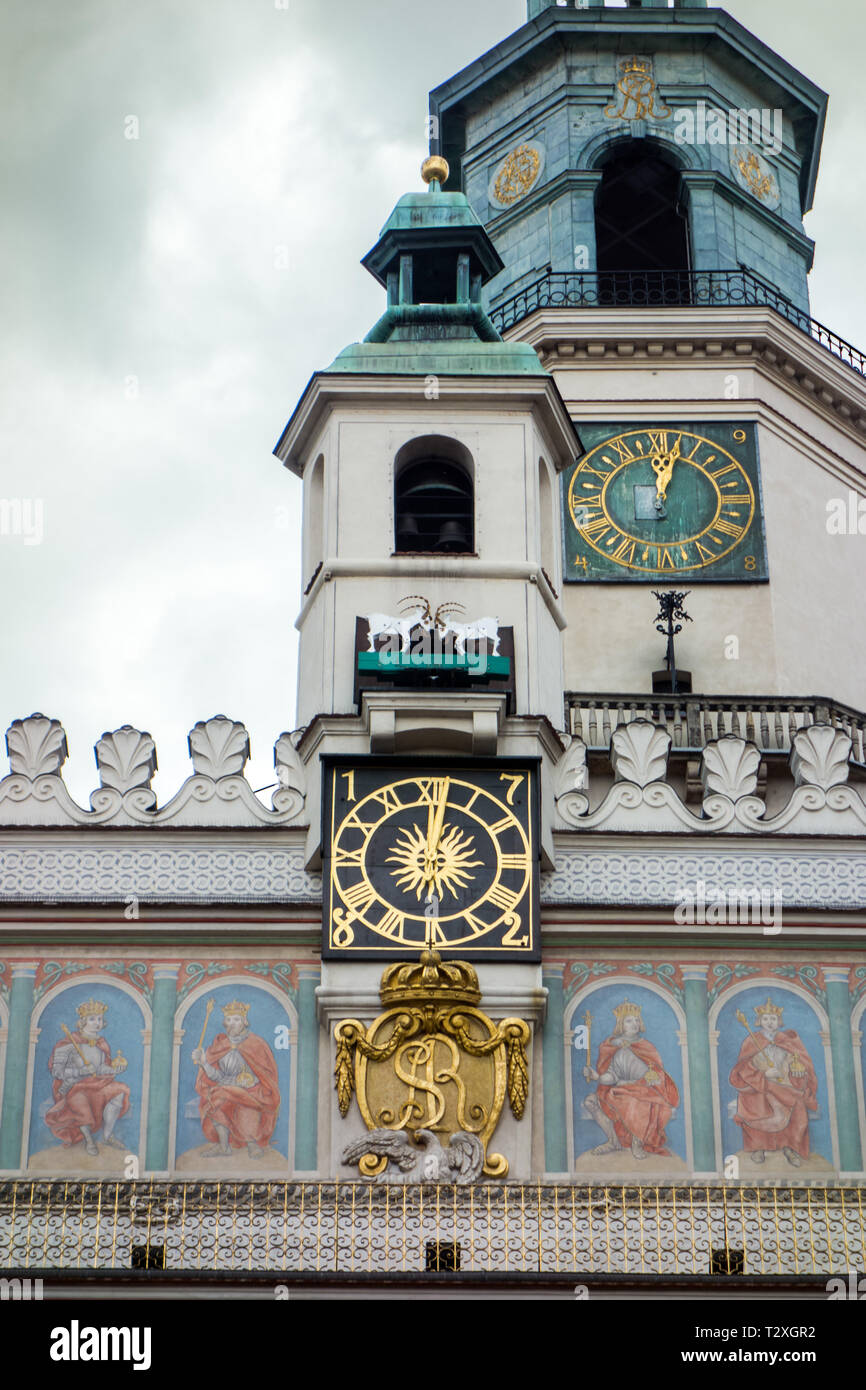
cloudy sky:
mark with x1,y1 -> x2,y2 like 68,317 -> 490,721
1,0 -> 863,806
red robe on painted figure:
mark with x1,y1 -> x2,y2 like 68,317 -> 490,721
45,1034 -> 130,1147
595,1036 -> 679,1155
196,1031 -> 280,1149
729,1029 -> 817,1157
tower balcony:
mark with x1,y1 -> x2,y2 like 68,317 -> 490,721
565,692 -> 866,765
490,269 -> 866,382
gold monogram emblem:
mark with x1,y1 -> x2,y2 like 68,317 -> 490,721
492,145 -> 541,206
335,949 -> 530,1178
605,57 -> 669,122
737,150 -> 775,202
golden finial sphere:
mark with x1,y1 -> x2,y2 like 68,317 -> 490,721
421,155 -> 449,187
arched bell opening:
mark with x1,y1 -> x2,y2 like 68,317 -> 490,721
593,140 -> 692,305
394,436 -> 475,555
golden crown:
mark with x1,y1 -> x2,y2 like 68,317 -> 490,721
222,1000 -> 250,1019
755,998 -> 784,1017
623,59 -> 649,75
379,950 -> 481,1010
613,999 -> 642,1021
76,998 -> 107,1020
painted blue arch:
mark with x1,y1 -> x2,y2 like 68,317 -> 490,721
714,985 -> 832,1166
567,981 -> 687,1164
28,981 -> 147,1163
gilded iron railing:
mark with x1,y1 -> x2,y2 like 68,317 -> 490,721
2,1181 -> 864,1277
565,693 -> 866,763
488,268 -> 866,378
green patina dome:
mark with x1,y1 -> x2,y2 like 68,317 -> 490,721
325,173 -> 546,378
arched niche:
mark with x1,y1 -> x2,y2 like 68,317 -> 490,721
171,978 -> 297,1176
538,456 -> 556,585
393,435 -> 475,555
592,137 -> 692,302
564,976 -> 690,1177
708,980 -> 836,1178
26,975 -> 150,1174
305,452 -> 325,581
848,991 -> 866,1175
0,993 -> 8,1130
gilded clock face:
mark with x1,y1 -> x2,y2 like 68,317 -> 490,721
322,759 -> 539,959
564,422 -> 768,582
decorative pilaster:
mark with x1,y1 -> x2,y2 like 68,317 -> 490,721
824,968 -> 862,1173
0,962 -> 38,1170
682,966 -> 715,1173
295,965 -> 321,1172
542,964 -> 568,1174
144,963 -> 181,1172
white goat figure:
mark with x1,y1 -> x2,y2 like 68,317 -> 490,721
434,603 -> 501,657
364,595 -> 433,655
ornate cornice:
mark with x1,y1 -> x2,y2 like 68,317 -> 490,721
512,306 -> 866,448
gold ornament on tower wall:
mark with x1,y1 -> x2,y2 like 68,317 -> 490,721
604,56 -> 670,123
335,945 -> 530,1179
490,145 -> 543,208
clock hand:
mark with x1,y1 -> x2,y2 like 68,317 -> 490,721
651,439 -> 681,516
425,777 -> 451,895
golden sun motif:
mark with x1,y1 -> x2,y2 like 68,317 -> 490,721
387,823 -> 483,901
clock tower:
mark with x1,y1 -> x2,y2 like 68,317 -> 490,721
3,1 -> 866,1296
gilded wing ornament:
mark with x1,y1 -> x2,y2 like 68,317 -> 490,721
341,1127 -> 485,1183
342,1129 -> 420,1174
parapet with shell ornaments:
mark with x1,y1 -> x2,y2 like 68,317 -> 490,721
0,713 -> 306,828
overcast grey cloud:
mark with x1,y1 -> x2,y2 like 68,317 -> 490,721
1,0 -> 863,805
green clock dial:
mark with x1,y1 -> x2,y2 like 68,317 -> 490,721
322,759 -> 539,959
564,422 -> 768,582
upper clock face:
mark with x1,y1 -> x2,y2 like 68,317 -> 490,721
322,759 -> 539,959
563,422 -> 768,582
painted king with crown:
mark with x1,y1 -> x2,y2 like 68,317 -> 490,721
46,998 -> 130,1156
582,999 -> 679,1160
729,999 -> 818,1168
191,1000 -> 281,1160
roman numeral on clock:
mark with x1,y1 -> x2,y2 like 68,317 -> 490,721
338,881 -> 377,916
487,884 -> 520,913
416,778 -> 449,806
611,536 -> 636,564
606,437 -> 636,463
334,847 -> 364,868
713,518 -> 745,539
499,853 -> 527,871
370,785 -> 403,815
375,908 -> 406,940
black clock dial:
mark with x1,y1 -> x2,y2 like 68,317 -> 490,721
322,759 -> 539,959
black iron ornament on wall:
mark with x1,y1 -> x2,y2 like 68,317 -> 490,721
652,589 -> 692,695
